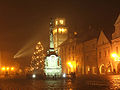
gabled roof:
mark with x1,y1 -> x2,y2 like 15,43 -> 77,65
115,14 -> 120,25
97,30 -> 111,46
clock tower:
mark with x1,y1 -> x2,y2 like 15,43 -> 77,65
52,18 -> 68,51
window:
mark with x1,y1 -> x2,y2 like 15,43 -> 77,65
116,47 -> 118,54
99,52 -> 101,59
105,51 -> 106,57
55,20 -> 58,25
59,20 -> 64,24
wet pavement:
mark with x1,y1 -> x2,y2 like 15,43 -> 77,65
0,75 -> 120,90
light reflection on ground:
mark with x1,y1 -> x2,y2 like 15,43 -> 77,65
0,75 -> 120,90
108,75 -> 120,90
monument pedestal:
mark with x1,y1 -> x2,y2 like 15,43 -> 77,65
44,19 -> 62,77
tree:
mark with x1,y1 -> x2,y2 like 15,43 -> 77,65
30,41 -> 45,74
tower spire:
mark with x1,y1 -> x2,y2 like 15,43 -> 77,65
49,18 -> 54,50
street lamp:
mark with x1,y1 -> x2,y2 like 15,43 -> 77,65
6,67 -> 9,71
111,53 -> 118,58
67,61 -> 76,73
1,67 -> 5,71
67,62 -> 73,68
11,67 -> 14,71
111,53 -> 120,61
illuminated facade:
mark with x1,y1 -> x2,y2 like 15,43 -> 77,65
97,14 -> 120,74
59,32 -> 98,76
52,18 -> 68,51
97,31 -> 112,74
57,13 -> 120,75
44,18 -> 62,77
111,14 -> 120,73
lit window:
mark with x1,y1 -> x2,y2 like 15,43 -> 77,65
58,28 -> 67,33
88,66 -> 90,71
59,20 -> 64,24
55,20 -> 58,25
59,28 -> 62,32
61,28 -> 64,32
53,29 -> 57,34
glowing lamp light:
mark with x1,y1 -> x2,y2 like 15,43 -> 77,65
11,67 -> 14,71
108,69 -> 111,72
59,28 -> 62,32
6,67 -> 9,71
111,53 -> 118,58
67,62 -> 73,68
32,74 -> 36,78
1,67 -> 5,71
59,20 -> 64,24
61,28 -> 64,32
111,53 -> 120,61
55,21 -> 58,25
63,73 -> 66,78
88,67 -> 90,71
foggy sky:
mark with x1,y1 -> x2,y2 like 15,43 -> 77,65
0,0 -> 119,54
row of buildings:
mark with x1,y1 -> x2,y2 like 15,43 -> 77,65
51,13 -> 120,76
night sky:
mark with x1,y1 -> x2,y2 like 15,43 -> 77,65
0,0 -> 120,54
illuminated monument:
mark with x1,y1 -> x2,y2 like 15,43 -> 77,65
44,18 -> 62,77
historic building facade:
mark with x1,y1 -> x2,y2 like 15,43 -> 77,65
59,35 -> 84,76
111,14 -> 120,73
51,14 -> 120,76
97,14 -> 120,74
83,38 -> 98,75
97,31 -> 112,74
59,32 -> 98,76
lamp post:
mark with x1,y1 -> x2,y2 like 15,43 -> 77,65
67,61 -> 76,73
111,53 -> 120,73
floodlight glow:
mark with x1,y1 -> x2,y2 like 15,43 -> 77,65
32,74 -> 36,78
1,67 -> 5,71
67,62 -> 73,68
63,73 -> 66,78
111,53 -> 118,58
6,67 -> 9,71
11,67 -> 14,71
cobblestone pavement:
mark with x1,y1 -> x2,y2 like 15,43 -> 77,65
0,75 -> 119,90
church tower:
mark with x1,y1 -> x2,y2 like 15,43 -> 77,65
52,18 -> 68,51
